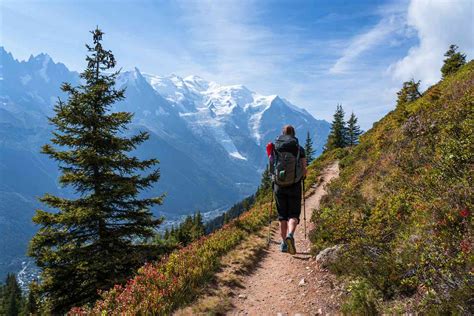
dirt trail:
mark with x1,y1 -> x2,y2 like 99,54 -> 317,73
228,162 -> 341,316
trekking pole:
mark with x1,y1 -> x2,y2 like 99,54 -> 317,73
303,180 -> 306,239
267,189 -> 273,247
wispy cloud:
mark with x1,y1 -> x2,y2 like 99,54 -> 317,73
329,6 -> 407,74
177,0 -> 284,84
175,0 -> 339,92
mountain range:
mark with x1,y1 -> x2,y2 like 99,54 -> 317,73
0,47 -> 330,278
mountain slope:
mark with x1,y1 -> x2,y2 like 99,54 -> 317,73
309,61 -> 473,313
0,47 -> 330,278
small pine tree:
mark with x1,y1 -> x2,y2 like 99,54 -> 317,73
256,166 -> 272,197
441,44 -> 466,78
28,28 -> 164,313
324,104 -> 347,151
304,131 -> 315,164
191,211 -> 205,240
1,274 -> 23,316
163,228 -> 170,240
396,79 -> 422,106
223,212 -> 230,224
346,112 -> 362,147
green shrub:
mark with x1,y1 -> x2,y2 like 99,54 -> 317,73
342,278 -> 381,315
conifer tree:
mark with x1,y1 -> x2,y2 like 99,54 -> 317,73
346,112 -> 362,147
223,212 -> 230,224
0,274 -> 23,316
24,282 -> 38,316
191,211 -> 205,240
304,131 -> 315,164
164,211 -> 205,247
324,104 -> 347,151
256,166 -> 272,197
441,44 -> 466,78
396,79 -> 422,106
28,28 -> 164,313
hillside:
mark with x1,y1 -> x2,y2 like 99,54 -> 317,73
310,61 -> 473,313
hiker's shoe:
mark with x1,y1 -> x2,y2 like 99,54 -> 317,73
280,241 -> 288,253
285,234 -> 296,255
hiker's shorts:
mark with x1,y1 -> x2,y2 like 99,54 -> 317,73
274,182 -> 302,223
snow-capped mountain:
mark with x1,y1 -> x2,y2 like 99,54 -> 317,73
140,71 -> 329,165
0,47 -> 330,278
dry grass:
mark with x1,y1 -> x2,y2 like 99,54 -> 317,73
174,222 -> 279,315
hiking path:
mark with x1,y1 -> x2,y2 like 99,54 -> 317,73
229,161 -> 341,315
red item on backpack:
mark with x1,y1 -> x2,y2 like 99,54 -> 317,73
266,142 -> 274,157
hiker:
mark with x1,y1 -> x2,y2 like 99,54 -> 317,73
268,125 -> 307,255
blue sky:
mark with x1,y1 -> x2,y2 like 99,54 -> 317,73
1,0 -> 473,129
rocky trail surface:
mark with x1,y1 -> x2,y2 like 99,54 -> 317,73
229,162 -> 342,316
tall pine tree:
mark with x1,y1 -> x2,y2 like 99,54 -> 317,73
324,104 -> 347,151
304,131 -> 315,164
28,28 -> 164,313
346,112 -> 362,147
441,44 -> 466,78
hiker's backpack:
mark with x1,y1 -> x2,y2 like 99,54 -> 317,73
270,135 -> 303,187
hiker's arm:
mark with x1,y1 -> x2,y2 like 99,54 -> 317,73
301,157 -> 307,178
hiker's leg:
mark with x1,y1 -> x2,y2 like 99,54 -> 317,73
287,186 -> 302,236
275,191 -> 289,241
280,220 -> 288,240
288,218 -> 298,235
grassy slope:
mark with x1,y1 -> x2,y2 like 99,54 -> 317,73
308,62 -> 473,313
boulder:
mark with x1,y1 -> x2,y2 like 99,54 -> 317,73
315,244 -> 344,268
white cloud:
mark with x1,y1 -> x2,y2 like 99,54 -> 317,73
389,0 -> 474,88
329,13 -> 406,74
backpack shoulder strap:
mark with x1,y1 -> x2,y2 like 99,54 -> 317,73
294,145 -> 301,182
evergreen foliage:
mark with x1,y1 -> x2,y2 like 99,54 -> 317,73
28,28 -> 164,313
304,131 -> 315,163
24,282 -> 38,316
441,44 -> 466,78
163,212 -> 206,247
324,104 -> 348,151
396,79 -> 422,107
256,165 -> 272,198
205,195 -> 256,233
346,112 -> 362,147
0,274 -> 24,316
